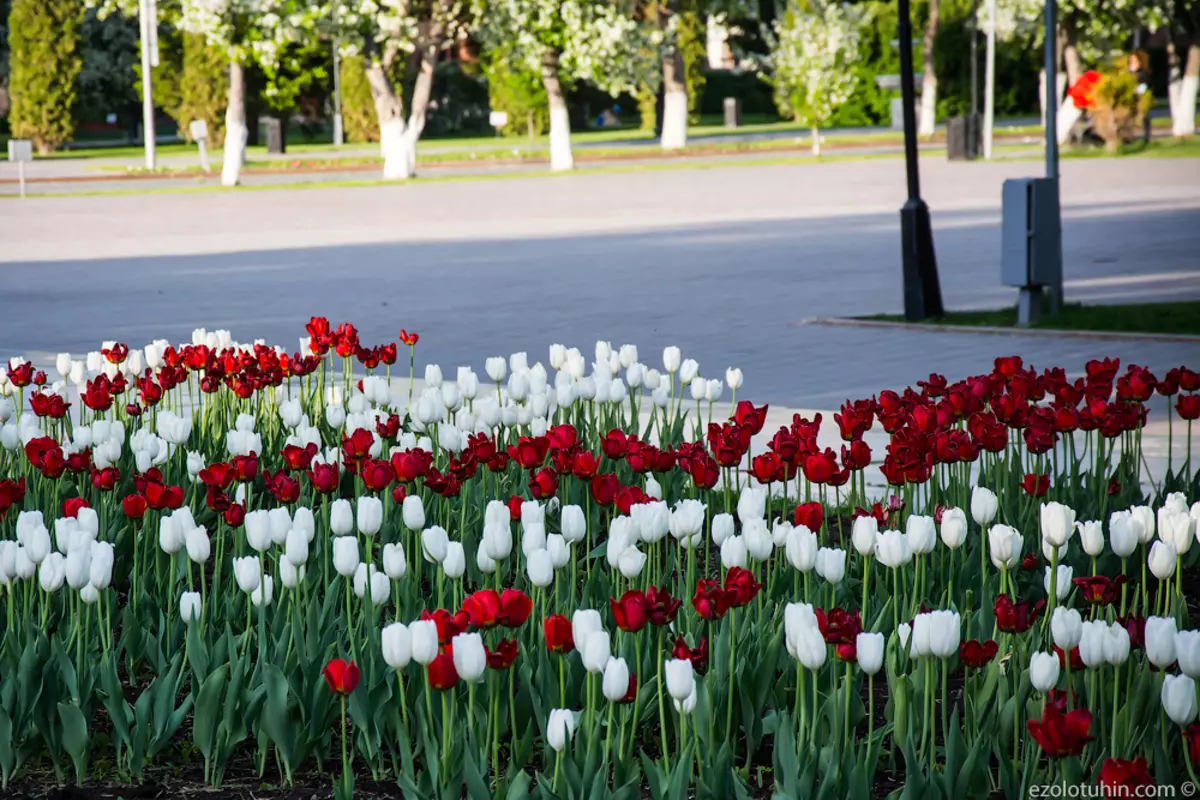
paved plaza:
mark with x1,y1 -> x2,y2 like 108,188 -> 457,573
1,154 -> 1198,409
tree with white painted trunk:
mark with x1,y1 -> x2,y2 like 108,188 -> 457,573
917,0 -> 938,137
767,0 -> 864,156
333,0 -> 463,180
179,0 -> 304,186
1166,2 -> 1200,138
472,0 -> 655,172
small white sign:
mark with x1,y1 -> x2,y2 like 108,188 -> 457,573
488,111 -> 509,128
189,120 -> 209,141
7,140 -> 33,163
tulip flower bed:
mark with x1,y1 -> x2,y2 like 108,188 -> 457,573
1,321 -> 1199,800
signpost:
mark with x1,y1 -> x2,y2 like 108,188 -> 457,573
189,120 -> 211,173
138,0 -> 159,170
896,0 -> 944,321
8,140 -> 32,199
489,111 -> 509,136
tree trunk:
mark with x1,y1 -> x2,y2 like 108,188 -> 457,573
661,47 -> 688,149
811,125 -> 820,156
541,49 -> 573,172
1174,42 -> 1200,137
365,59 -> 411,180
918,0 -> 939,136
221,60 -> 246,187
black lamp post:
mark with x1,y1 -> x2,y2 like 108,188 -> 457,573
896,0 -> 944,320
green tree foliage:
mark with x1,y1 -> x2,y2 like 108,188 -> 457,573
482,53 -> 549,137
339,53 -> 378,143
8,0 -> 83,152
77,8 -> 138,124
678,8 -> 707,122
178,32 -> 229,145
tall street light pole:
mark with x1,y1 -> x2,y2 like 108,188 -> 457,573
983,0 -> 996,158
897,0 -> 944,320
1043,0 -> 1063,312
331,3 -> 344,146
138,0 -> 159,169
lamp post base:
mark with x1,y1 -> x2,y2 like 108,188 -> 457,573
901,198 -> 944,321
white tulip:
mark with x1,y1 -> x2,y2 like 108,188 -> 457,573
939,508 -> 968,550
664,658 -> 695,702
971,486 -> 998,526
333,537 -> 360,577
410,620 -> 439,665
422,526 -> 449,563
442,542 -> 466,579
381,623 -> 412,669
330,499 -> 354,536
180,591 -> 202,623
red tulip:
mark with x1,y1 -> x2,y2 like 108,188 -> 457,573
571,451 -> 599,481
645,585 -> 682,626
959,639 -> 999,669
360,459 -> 394,493
692,579 -> 731,621
1072,575 -> 1126,607
224,502 -> 247,527
618,671 -> 639,703
486,639 -> 519,670
544,615 -> 574,654
399,329 -> 419,346
301,464 -> 336,496
230,454 -> 258,483
994,595 -> 1044,634
528,467 -> 558,499
1177,394 -> 1200,421
421,608 -> 471,646
61,497 -> 89,518
462,589 -> 502,629
601,429 -> 628,459
1027,703 -> 1093,758
672,634 -> 709,675
91,466 -> 119,492
199,462 -> 235,490
733,401 -> 768,434
497,589 -> 532,627
816,607 -> 862,646
427,651 -> 459,691
590,474 -> 620,506
122,493 -> 148,519
282,443 -> 318,471
323,659 -> 361,695
610,590 -> 648,633
724,567 -> 762,608
1097,756 -> 1154,796
145,482 -> 184,511
1187,723 -> 1200,768
1021,472 -> 1050,497
793,502 -> 824,531
506,495 -> 524,521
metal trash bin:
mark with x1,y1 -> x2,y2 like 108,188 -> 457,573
264,117 -> 286,155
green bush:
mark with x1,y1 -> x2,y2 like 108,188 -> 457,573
7,0 -> 82,152
482,54 -> 547,137
700,69 -> 777,117
339,54 -> 377,144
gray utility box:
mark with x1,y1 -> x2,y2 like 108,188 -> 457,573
1001,177 -> 1062,323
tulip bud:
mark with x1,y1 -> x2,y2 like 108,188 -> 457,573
857,632 -> 885,675
251,574 -> 274,607
1051,607 -> 1083,651
245,510 -> 273,553
662,347 -> 681,374
1130,506 -> 1155,543
711,513 -> 735,547
80,584 -> 100,605
233,556 -> 261,593
988,524 -> 1022,570
1145,616 -> 1177,669
355,496 -> 382,537
1040,502 -> 1076,549
476,542 -> 496,573
546,708 -> 575,752
1043,564 -> 1073,601
852,516 -> 878,556
330,499 -> 353,536
527,549 -> 554,588
443,542 -> 466,579
1162,674 -> 1198,726
382,542 -> 406,580
1029,652 -> 1061,692
181,591 -> 202,623
815,547 -> 846,584
65,547 -> 92,590
1103,622 -> 1130,665
185,526 -> 211,565
1076,520 -> 1104,557
720,535 -> 747,569
742,519 -> 773,562
572,609 -> 602,654
664,658 -> 695,702
422,526 -> 449,564
582,631 -> 611,674
1107,510 -> 1139,558
560,504 -> 586,543
617,545 -> 647,578
333,537 -> 360,577
39,553 -> 65,592
971,486 -> 998,526
905,515 -> 937,555
1178,630 -> 1200,679
786,526 -> 818,572
159,516 -> 184,555
726,367 -> 743,389
547,534 -> 570,569
875,529 -> 912,569
1148,540 -> 1176,580
411,619 -> 439,665
1079,621 -> 1107,668
402,495 -> 425,532
279,558 -> 305,589
381,622 -> 412,670
939,508 -> 968,550
927,610 -> 961,658
452,632 -> 487,683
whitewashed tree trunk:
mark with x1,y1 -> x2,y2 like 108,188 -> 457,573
366,59 -> 413,180
542,50 -> 573,172
706,16 -> 729,70
221,61 -> 246,187
661,49 -> 688,150
918,0 -> 938,136
1173,44 -> 1200,137
811,125 -> 820,156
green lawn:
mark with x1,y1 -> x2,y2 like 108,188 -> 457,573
865,301 -> 1200,336
1061,136 -> 1200,160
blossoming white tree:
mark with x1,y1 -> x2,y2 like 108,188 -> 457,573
333,0 -> 464,180
769,0 -> 863,156
471,0 -> 654,171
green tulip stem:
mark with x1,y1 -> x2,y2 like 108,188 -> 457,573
553,750 -> 562,793
794,663 -> 804,741
940,659 -> 949,760
867,674 -> 875,762
843,661 -> 852,754
726,611 -> 736,747
1110,663 -> 1120,757
340,695 -> 350,797
441,690 -> 451,780
861,556 -> 871,619
657,628 -> 671,771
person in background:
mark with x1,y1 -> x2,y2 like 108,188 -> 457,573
1129,49 -> 1151,144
